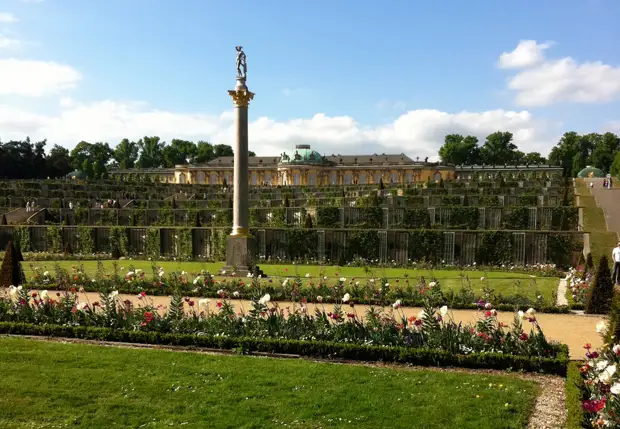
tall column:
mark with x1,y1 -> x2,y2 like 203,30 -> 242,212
228,77 -> 254,237
223,72 -> 256,275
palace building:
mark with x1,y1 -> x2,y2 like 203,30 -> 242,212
111,144 -> 563,185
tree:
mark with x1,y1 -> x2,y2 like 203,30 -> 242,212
548,132 -> 591,177
249,151 -> 256,157
137,136 -> 165,168
113,138 -> 139,169
590,132 -> 620,173
610,151 -> 620,178
0,241 -> 25,287
163,139 -> 198,167
521,152 -> 547,165
480,131 -> 517,165
195,141 -> 215,164
213,144 -> 234,158
585,256 -> 614,314
438,134 -> 481,165
70,141 -> 113,179
46,145 -> 71,177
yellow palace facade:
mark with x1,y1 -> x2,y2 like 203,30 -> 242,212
112,144 -> 563,185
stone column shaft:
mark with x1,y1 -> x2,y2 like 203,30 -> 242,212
232,104 -> 249,236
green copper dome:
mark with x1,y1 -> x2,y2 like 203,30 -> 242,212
279,145 -> 333,165
577,166 -> 605,178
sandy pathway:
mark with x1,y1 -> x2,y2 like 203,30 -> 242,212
22,289 -> 602,358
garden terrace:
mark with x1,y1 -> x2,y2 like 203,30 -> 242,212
21,205 -> 580,231
0,225 -> 582,267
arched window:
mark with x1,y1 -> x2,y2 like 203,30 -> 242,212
359,173 -> 367,184
330,172 -> 337,185
433,172 -> 442,182
196,172 -> 205,184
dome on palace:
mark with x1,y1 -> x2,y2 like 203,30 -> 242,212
66,169 -> 87,179
577,166 -> 605,178
280,145 -> 331,165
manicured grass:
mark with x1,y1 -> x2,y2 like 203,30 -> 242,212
575,179 -> 618,265
0,337 -> 538,429
23,259 -> 558,301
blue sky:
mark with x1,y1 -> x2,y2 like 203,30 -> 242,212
1,0 -> 619,158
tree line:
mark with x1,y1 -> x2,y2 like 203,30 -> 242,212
0,137 -> 253,180
438,130 -> 620,177
1,130 -> 619,180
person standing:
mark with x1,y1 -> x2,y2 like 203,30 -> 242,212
613,242 -> 620,285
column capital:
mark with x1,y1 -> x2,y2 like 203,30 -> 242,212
228,89 -> 255,107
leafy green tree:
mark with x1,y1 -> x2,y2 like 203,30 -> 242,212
163,139 -> 198,167
610,151 -> 620,178
548,132 -> 582,177
590,132 -> 620,172
480,131 -> 517,165
137,136 -> 165,168
521,152 -> 547,165
113,138 -> 139,169
45,145 -> 72,177
438,134 -> 481,165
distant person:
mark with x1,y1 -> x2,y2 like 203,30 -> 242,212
590,182 -> 594,189
69,202 -> 73,210
25,201 -> 30,213
613,242 -> 620,285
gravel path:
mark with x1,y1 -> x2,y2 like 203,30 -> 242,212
21,289 -> 604,358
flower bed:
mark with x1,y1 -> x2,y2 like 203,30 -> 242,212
0,286 -> 569,374
23,264 -> 567,312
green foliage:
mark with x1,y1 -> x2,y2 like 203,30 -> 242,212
177,228 -> 193,260
0,241 -> 24,287
478,231 -> 512,265
503,206 -> 529,229
145,229 -> 161,259
45,225 -> 62,253
76,226 -> 94,254
408,230 -> 443,263
403,208 -> 431,228
14,226 -> 30,252
0,322 -> 569,375
316,207 -> 340,227
285,229 -> 318,260
547,234 -> 577,269
448,207 -> 479,229
585,255 -> 614,314
565,362 -> 586,429
109,226 -> 128,257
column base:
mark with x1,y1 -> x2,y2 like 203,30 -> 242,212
222,235 -> 256,277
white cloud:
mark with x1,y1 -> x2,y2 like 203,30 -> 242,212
0,99 -> 554,159
0,34 -> 20,49
498,40 -> 552,69
500,40 -> 620,107
0,58 -> 82,96
0,13 -> 18,23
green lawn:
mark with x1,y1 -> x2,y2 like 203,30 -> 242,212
23,259 -> 558,301
0,337 -> 538,429
575,179 -> 618,265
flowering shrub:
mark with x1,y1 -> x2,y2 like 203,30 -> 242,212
19,263 -> 557,312
577,321 -> 620,427
0,285 -> 564,363
566,267 -> 593,305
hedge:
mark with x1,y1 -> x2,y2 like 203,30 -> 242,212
0,322 -> 570,375
565,361 -> 585,429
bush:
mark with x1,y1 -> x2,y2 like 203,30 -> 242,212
565,362 -> 585,429
585,255 -> 614,314
0,241 -> 25,287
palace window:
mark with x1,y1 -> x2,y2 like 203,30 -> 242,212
374,173 -> 382,184
406,172 -> 413,183
264,173 -> 271,185
294,173 -> 300,185
344,173 -> 352,185
391,172 -> 398,183
251,172 -> 257,185
359,173 -> 367,184
210,173 -> 218,184
308,174 -> 316,186
330,172 -> 337,185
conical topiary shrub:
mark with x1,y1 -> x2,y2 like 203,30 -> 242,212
586,256 -> 615,314
586,253 -> 594,270
0,214 -> 7,225
195,212 -> 202,227
304,213 -> 313,229
0,241 -> 25,287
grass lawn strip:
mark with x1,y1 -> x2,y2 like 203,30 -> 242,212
0,336 -> 555,429
23,260 -> 559,302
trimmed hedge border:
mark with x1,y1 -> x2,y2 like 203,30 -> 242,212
565,361 -> 585,429
0,322 -> 570,376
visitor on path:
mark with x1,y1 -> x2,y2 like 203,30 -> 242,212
590,182 -> 594,189
25,202 -> 30,213
613,242 -> 620,285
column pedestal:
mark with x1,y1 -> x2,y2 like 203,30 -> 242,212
222,235 -> 256,276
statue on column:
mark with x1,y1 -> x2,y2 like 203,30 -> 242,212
236,46 -> 247,79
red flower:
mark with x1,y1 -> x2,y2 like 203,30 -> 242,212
216,301 -> 223,308
519,332 -> 529,341
584,343 -> 592,350
143,311 -> 154,323
140,291 -> 146,297
73,276 -> 78,281
71,287 -> 76,293
582,398 -> 606,413
188,300 -> 195,307
31,292 -> 37,298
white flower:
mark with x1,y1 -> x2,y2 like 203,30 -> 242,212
233,291 -> 240,298
439,305 -> 448,316
193,276 -> 201,285
490,309 -> 498,317
316,296 -> 323,303
485,302 -> 492,310
480,277 -> 485,281
611,383 -> 620,395
339,277 -> 346,282
323,276 -> 328,280
8,286 -> 19,302
247,272 -> 253,278
428,281 -> 436,288
158,270 -> 165,277
369,278 -> 375,283
596,321 -> 608,334
526,308 -> 536,316
41,290 -> 50,302
136,269 -> 143,274
110,290 -> 119,298
43,271 -> 49,277
258,294 -> 271,305
599,365 -> 617,384
198,299 -> 210,310
305,273 -> 311,278
76,302 -> 89,311
613,344 -> 620,355
597,360 -> 610,371
392,300 -> 402,309
418,310 -> 426,320
385,283 -> 390,287
221,270 -> 226,275
342,293 -> 351,303
282,278 -> 289,286
518,310 -> 525,320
